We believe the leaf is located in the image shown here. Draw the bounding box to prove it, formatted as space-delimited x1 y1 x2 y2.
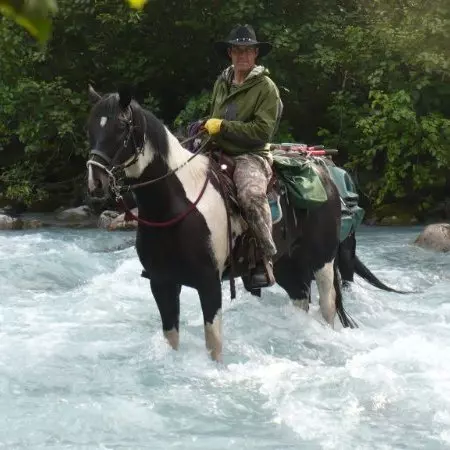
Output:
0 0 58 44
125 0 148 10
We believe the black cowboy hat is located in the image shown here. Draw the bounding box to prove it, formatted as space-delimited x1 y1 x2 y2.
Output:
214 24 272 59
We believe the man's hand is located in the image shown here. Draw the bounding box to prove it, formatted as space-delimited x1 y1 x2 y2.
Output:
203 118 223 135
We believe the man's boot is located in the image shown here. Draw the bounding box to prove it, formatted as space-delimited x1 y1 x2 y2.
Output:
250 257 275 288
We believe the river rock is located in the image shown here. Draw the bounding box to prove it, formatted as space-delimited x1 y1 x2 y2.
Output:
0 214 16 230
98 210 120 229
414 223 450 252
108 209 138 231
56 205 93 221
18 219 42 229
51 205 99 228
0 214 42 230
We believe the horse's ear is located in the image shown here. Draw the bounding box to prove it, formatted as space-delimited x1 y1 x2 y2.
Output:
118 84 133 110
88 84 102 104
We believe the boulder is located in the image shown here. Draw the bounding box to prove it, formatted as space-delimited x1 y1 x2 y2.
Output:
51 205 98 228
0 214 16 230
414 223 450 252
18 219 42 229
56 205 92 221
0 214 43 230
98 210 120 229
108 209 138 231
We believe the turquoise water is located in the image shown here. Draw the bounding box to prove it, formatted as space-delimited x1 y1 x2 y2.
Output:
1 226 449 449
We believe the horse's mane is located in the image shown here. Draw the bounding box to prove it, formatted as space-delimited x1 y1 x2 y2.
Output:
90 92 169 160
140 108 169 160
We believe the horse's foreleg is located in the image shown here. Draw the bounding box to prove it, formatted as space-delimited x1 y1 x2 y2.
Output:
150 280 181 350
198 277 223 363
314 259 337 327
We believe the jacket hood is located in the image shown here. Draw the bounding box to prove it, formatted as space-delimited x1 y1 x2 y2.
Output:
219 65 269 85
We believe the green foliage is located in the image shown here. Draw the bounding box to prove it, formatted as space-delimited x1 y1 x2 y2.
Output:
0 0 57 44
0 73 89 205
273 120 295 144
0 0 449 213
6 78 87 156
0 0 147 44
316 0 450 210
0 161 48 205
347 90 450 205
173 90 211 130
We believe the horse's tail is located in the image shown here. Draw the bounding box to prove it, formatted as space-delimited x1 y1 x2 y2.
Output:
353 254 412 294
334 262 358 329
337 233 413 294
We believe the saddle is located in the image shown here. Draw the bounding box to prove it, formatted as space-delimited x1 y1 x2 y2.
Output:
209 151 280 213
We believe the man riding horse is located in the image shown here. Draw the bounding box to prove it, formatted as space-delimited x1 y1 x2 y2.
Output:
202 24 283 290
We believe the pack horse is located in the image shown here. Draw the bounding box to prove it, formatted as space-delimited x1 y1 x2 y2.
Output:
86 86 358 362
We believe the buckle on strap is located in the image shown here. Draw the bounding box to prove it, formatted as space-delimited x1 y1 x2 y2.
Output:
89 149 112 166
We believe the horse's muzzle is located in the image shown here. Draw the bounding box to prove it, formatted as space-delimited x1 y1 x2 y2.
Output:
87 160 111 200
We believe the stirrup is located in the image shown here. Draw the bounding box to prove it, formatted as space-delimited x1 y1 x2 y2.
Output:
250 258 275 289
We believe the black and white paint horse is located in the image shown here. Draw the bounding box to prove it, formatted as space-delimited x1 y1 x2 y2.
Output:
86 86 357 362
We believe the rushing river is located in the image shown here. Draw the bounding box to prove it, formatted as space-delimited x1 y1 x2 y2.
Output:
1 225 449 449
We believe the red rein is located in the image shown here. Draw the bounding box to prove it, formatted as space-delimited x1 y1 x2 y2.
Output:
117 170 210 228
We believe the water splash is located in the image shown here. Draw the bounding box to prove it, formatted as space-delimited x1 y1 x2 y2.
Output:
1 226 449 448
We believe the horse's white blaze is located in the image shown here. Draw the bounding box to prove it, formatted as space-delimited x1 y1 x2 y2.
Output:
204 308 222 362
165 131 238 275
164 327 179 350
100 116 107 127
314 260 336 327
123 138 155 178
293 298 309 312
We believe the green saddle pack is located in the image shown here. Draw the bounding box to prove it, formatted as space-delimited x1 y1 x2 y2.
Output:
272 151 328 209
271 150 365 242
325 165 365 241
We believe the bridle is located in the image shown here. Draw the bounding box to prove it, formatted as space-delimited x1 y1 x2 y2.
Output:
86 107 145 193
86 107 211 227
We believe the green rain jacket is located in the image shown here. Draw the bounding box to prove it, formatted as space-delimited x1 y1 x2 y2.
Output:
208 65 283 159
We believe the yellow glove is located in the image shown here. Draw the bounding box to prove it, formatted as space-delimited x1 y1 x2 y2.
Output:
204 118 223 135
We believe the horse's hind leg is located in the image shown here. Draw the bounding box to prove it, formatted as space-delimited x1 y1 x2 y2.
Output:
293 291 311 312
274 255 312 313
197 276 223 363
150 280 181 350
337 232 356 288
314 259 336 327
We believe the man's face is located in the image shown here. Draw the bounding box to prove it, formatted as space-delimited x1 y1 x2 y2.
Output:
228 45 259 72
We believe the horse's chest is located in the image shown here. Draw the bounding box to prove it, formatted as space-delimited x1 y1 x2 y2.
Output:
135 224 216 281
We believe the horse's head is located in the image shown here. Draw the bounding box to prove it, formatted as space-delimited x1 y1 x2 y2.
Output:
86 84 146 200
